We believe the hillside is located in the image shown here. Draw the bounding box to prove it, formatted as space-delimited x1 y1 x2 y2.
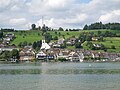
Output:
10 30 120 53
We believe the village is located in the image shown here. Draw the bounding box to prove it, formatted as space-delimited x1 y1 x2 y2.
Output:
0 32 120 63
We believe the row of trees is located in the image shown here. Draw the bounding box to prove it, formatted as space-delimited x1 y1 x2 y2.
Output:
78 30 117 43
31 24 80 31
18 41 32 48
18 40 42 51
83 22 120 30
32 40 42 51
31 24 51 32
0 31 3 38
1 28 14 32
0 49 19 61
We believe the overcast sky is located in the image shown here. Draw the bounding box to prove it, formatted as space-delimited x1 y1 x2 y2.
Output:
0 0 120 30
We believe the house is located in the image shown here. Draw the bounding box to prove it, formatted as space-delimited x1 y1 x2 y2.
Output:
58 38 65 45
92 52 100 59
5 33 15 40
78 52 84 62
66 37 77 45
3 37 11 44
82 50 92 57
36 49 56 61
49 41 55 46
115 53 120 61
10 56 18 63
36 51 47 60
46 50 56 60
53 44 61 48
92 37 99 41
56 49 69 60
19 47 36 61
108 53 119 61
0 45 19 52
68 51 84 62
93 44 101 48
2 33 15 44
3 37 11 42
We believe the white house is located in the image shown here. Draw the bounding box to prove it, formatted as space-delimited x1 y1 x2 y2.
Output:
68 51 84 62
36 51 47 60
58 38 65 45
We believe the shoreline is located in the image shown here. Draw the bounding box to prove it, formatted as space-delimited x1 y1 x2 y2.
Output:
0 60 120 64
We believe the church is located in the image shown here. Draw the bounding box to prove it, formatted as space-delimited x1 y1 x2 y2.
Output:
40 40 51 50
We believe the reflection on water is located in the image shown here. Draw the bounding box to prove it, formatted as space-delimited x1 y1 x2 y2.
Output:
0 62 120 74
0 62 120 90
1 68 120 75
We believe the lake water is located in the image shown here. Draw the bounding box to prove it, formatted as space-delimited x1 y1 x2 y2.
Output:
0 62 120 90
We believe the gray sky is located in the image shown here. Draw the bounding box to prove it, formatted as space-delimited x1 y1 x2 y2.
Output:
0 0 120 30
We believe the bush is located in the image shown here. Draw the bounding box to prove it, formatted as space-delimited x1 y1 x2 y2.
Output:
58 58 67 62
111 45 116 49
53 36 58 40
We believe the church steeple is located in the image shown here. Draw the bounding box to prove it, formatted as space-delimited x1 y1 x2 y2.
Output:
40 16 50 50
41 40 51 50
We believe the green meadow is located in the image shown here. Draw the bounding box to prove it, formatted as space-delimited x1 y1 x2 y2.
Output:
83 37 120 53
10 30 120 53
92 37 120 53
11 30 101 45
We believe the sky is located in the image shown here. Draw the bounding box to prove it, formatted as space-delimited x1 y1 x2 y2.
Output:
0 0 120 30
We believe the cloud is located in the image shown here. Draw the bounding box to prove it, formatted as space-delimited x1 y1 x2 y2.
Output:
36 13 88 29
99 10 120 23
37 18 55 28
10 5 20 11
0 0 10 8
9 18 26 25
0 0 120 29
28 0 73 15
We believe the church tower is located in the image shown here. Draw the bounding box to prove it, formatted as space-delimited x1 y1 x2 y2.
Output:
41 40 51 50
40 16 51 50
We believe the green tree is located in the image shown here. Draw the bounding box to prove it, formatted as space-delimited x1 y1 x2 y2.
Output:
58 27 64 31
59 32 61 37
18 42 22 47
32 41 37 49
36 40 42 48
23 41 27 46
11 49 19 59
38 26 41 30
58 58 67 62
2 51 11 60
55 32 57 35
75 42 82 48
111 45 116 49
31 24 36 30
60 42 66 48
38 33 40 36
66 29 69 31
53 36 58 40
0 31 3 38
44 33 52 43
83 24 88 30
28 42 32 46
98 31 102 35
42 24 47 33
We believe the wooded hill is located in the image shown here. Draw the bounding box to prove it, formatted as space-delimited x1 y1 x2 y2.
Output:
83 22 120 30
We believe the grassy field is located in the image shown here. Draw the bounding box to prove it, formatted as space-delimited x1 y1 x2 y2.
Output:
9 30 120 52
11 30 102 45
82 37 120 53
11 31 42 45
92 37 120 53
